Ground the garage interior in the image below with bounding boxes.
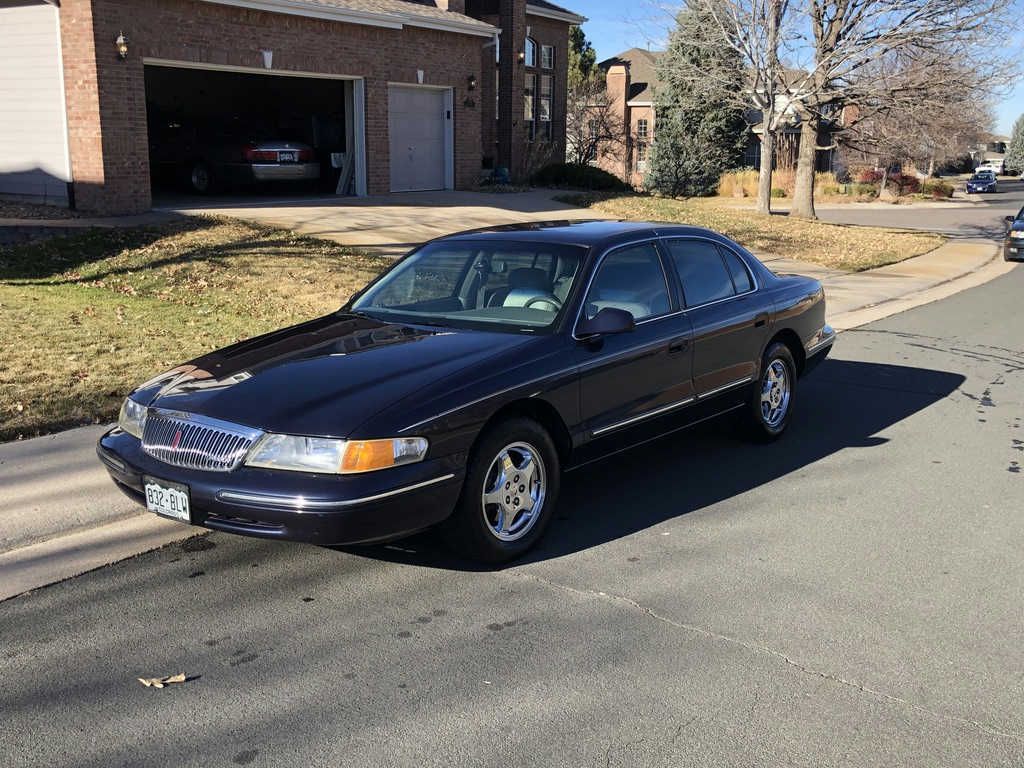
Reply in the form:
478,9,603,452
144,65,359,198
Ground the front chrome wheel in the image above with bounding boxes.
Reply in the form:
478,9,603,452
481,441,546,542
760,359,791,428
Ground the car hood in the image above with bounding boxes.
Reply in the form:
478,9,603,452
131,313,535,438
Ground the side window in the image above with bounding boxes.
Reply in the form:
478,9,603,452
583,243,670,322
720,247,754,293
665,239,735,307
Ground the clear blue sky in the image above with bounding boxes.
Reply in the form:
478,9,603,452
572,0,1024,136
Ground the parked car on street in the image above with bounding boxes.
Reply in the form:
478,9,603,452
977,159,1005,175
97,222,834,563
966,171,998,193
1005,208,1024,261
148,114,320,194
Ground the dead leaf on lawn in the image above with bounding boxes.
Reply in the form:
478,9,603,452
137,672,187,689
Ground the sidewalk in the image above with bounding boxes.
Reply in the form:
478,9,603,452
0,237,1009,601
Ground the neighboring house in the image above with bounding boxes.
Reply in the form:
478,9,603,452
971,134,1009,168
593,49,837,188
0,0,583,215
595,48,660,188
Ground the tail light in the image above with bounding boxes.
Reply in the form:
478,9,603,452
245,146,279,163
298,148,315,162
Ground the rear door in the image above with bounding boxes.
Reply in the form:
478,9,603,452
574,241,694,453
663,238,768,401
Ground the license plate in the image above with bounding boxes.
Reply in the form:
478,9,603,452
144,477,191,522
278,151,297,163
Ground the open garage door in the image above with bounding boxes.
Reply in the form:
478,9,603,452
143,63,365,198
388,85,452,193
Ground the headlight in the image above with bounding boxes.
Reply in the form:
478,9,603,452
118,397,148,438
1011,231,1024,239
244,435,428,474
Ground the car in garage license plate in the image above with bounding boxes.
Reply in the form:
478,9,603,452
278,151,297,163
144,477,191,522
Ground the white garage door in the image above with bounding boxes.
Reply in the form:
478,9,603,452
388,86,449,193
0,1,71,204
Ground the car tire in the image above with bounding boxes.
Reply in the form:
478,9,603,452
747,342,797,441
443,417,560,564
188,161,215,194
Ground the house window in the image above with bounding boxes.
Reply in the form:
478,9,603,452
637,119,649,140
636,141,648,170
541,45,554,70
495,70,500,120
539,74,553,140
525,38,537,68
524,73,536,122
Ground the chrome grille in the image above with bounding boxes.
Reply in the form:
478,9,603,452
141,409,263,472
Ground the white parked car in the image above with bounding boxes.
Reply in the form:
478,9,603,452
977,160,1005,175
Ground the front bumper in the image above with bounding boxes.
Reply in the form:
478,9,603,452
1005,240,1024,261
97,429,464,546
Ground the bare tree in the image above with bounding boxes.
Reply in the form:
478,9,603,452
565,76,625,168
783,0,1014,219
663,0,796,214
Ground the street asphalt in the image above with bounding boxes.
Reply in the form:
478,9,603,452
2,257,1022,763
817,177,1024,237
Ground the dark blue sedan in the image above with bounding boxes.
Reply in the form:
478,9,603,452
966,172,998,194
98,221,834,563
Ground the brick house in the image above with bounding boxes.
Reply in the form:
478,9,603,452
594,48,838,188
0,0,583,215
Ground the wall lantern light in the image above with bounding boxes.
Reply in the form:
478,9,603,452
517,50,526,63
115,31,129,60
467,74,478,91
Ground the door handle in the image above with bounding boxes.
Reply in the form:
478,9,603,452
754,313,768,328
668,338,690,354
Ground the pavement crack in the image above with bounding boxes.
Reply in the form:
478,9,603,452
510,570,1024,745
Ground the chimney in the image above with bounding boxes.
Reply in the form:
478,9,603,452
605,62,631,176
437,0,466,12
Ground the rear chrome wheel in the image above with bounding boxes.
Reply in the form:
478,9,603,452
481,441,547,543
747,342,797,440
189,161,214,194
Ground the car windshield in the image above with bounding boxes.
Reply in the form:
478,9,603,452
351,240,587,333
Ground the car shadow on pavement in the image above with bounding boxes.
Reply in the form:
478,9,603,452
340,358,965,571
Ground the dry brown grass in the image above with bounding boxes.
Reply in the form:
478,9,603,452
0,217,390,441
557,193,943,271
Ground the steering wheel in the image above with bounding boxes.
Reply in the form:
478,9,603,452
524,294,563,311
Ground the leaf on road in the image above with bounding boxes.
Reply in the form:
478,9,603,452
137,673,187,689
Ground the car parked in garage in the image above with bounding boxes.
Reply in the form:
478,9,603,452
1005,208,1024,261
148,114,320,194
98,221,834,563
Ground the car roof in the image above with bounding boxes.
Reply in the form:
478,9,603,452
437,219,737,250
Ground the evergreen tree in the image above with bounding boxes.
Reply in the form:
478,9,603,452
567,26,597,91
1006,114,1024,175
645,4,748,197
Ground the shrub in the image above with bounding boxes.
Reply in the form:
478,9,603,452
921,179,954,199
718,169,760,198
854,168,884,184
852,182,879,197
530,163,628,191
770,188,787,198
887,173,920,196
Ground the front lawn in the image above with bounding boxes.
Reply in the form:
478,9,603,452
0,218,390,441
559,193,944,271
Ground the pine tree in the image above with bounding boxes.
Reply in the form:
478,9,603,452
646,5,748,197
567,26,597,91
1006,114,1024,175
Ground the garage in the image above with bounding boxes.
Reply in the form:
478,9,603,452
388,85,453,193
143,61,366,198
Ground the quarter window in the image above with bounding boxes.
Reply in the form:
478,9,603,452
665,239,736,307
721,248,754,293
541,45,555,69
583,243,671,322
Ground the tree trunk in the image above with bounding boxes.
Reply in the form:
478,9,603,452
756,130,775,215
791,114,818,220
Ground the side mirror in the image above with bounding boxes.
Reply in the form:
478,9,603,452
1006,215,1015,223
576,307,636,338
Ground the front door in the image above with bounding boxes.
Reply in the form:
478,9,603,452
662,238,768,399
574,241,694,457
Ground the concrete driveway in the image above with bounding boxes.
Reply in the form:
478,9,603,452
157,190,599,255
